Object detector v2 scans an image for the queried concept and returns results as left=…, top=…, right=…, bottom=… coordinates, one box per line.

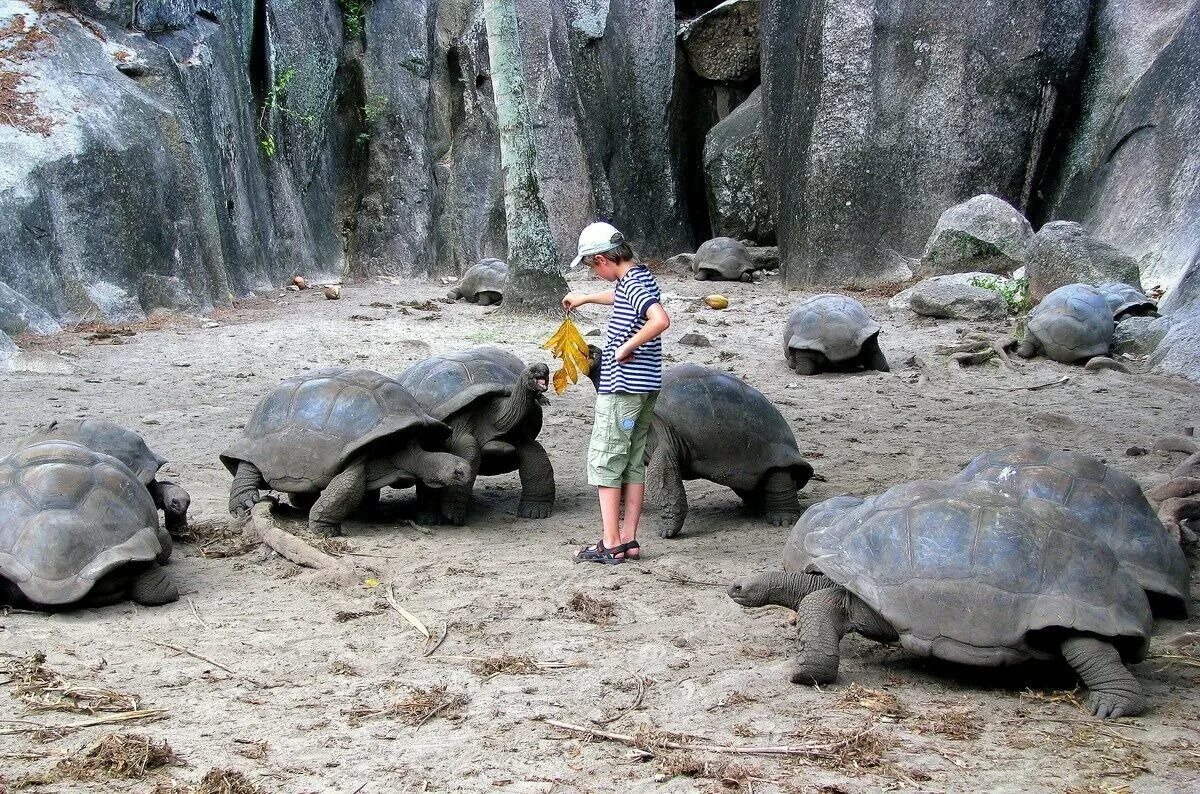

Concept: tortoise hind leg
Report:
left=647, top=441, right=687, bottom=538
left=309, top=463, right=366, bottom=537
left=789, top=350, right=821, bottom=376
left=761, top=470, right=800, bottom=526
left=1060, top=636, right=1145, bottom=718
left=130, top=565, right=179, bottom=606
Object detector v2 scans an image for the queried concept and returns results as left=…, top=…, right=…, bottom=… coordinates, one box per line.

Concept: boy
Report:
left=562, top=222, right=670, bottom=564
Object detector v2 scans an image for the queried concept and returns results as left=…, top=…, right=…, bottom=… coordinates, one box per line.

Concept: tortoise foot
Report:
left=309, top=520, right=343, bottom=538
left=517, top=500, right=553, bottom=519
left=767, top=510, right=800, bottom=527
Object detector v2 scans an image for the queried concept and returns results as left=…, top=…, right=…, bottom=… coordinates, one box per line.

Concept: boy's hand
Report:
left=614, top=341, right=636, bottom=362
left=562, top=292, right=588, bottom=311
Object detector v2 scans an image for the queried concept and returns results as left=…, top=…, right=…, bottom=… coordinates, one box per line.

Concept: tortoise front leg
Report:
left=310, top=462, right=366, bottom=537
left=860, top=337, right=890, bottom=372
left=148, top=480, right=191, bottom=532
left=415, top=482, right=443, bottom=526
left=793, top=586, right=849, bottom=685
left=515, top=439, right=554, bottom=519
left=441, top=432, right=481, bottom=526
left=647, top=441, right=687, bottom=538
left=129, top=565, right=179, bottom=606
left=229, top=461, right=264, bottom=518
left=1061, top=636, right=1146, bottom=718
left=761, top=469, right=801, bottom=527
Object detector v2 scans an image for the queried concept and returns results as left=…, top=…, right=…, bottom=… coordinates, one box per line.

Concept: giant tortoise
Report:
left=728, top=479, right=1154, bottom=718
left=399, top=347, right=551, bottom=525
left=954, top=441, right=1189, bottom=615
left=0, top=441, right=177, bottom=609
left=25, top=419, right=190, bottom=534
left=448, top=258, right=507, bottom=305
left=647, top=363, right=814, bottom=538
left=1017, top=283, right=1114, bottom=364
left=221, top=368, right=470, bottom=536
left=692, top=237, right=756, bottom=282
left=783, top=294, right=889, bottom=375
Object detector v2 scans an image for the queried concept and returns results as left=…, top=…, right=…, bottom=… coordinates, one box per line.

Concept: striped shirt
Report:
left=599, top=265, right=663, bottom=394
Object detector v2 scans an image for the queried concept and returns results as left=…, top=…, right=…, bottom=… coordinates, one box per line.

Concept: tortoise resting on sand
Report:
left=25, top=419, right=190, bottom=533
left=1095, top=281, right=1157, bottom=320
left=954, top=441, right=1189, bottom=616
left=645, top=363, right=814, bottom=538
left=692, top=237, right=756, bottom=282
left=783, top=294, right=889, bottom=375
left=728, top=480, right=1154, bottom=718
left=399, top=347, right=551, bottom=525
left=448, top=258, right=507, bottom=305
left=221, top=368, right=471, bottom=536
left=0, top=440, right=178, bottom=609
left=1017, top=283, right=1113, bottom=364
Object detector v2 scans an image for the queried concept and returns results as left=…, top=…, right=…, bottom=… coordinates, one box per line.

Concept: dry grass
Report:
left=469, top=653, right=541, bottom=677
left=18, top=733, right=183, bottom=785
left=915, top=708, right=982, bottom=741
left=151, top=769, right=265, bottom=794
left=1020, top=687, right=1084, bottom=709
left=657, top=752, right=761, bottom=785
left=328, top=660, right=360, bottom=676
left=739, top=643, right=782, bottom=660
left=566, top=591, right=615, bottom=625
left=0, top=15, right=54, bottom=137
left=2, top=652, right=140, bottom=713
left=231, top=739, right=268, bottom=761
left=343, top=684, right=467, bottom=727
left=171, top=517, right=256, bottom=559
left=787, top=723, right=892, bottom=773
left=834, top=683, right=910, bottom=720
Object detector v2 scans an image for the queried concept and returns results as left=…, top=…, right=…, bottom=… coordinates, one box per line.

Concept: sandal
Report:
left=623, top=540, right=641, bottom=561
left=573, top=540, right=631, bottom=565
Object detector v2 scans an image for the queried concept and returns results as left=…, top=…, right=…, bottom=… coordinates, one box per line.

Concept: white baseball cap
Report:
left=569, top=221, right=626, bottom=270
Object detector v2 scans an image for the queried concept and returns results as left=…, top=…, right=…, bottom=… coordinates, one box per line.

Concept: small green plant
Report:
left=363, top=94, right=388, bottom=123
left=970, top=275, right=1031, bottom=314
left=256, top=67, right=315, bottom=157
left=339, top=0, right=370, bottom=36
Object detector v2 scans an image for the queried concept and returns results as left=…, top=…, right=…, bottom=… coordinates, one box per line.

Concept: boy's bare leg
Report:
left=620, top=483, right=644, bottom=557
left=598, top=486, right=623, bottom=550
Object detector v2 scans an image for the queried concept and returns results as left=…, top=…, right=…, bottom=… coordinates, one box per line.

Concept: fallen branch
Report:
left=386, top=585, right=430, bottom=638
left=145, top=640, right=261, bottom=687
left=591, top=676, right=647, bottom=726
left=0, top=709, right=167, bottom=735
left=1153, top=436, right=1199, bottom=455
left=421, top=623, right=450, bottom=658
left=250, top=500, right=356, bottom=585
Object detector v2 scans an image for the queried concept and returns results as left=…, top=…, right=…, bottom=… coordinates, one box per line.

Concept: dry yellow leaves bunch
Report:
left=542, top=317, right=592, bottom=394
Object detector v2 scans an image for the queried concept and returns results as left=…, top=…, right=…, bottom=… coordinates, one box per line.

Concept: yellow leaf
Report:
left=363, top=577, right=380, bottom=589
left=552, top=367, right=569, bottom=394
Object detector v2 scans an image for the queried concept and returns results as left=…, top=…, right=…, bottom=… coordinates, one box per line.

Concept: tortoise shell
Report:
left=1096, top=281, right=1157, bottom=320
left=220, top=368, right=448, bottom=492
left=1027, top=284, right=1113, bottom=363
left=454, top=259, right=507, bottom=301
left=799, top=479, right=1152, bottom=666
left=0, top=441, right=163, bottom=606
left=399, top=347, right=525, bottom=423
left=784, top=294, right=881, bottom=363
left=693, top=237, right=754, bottom=280
left=24, top=419, right=167, bottom=486
left=656, top=363, right=813, bottom=491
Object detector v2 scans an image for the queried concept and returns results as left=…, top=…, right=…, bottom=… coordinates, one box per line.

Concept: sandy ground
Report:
left=1, top=267, right=1199, bottom=793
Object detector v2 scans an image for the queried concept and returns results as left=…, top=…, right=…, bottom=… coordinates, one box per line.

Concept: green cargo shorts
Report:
left=587, top=391, right=659, bottom=487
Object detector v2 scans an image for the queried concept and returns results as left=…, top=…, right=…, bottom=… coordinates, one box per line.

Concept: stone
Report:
left=889, top=272, right=1009, bottom=313
left=1084, top=356, right=1131, bottom=374
left=138, top=274, right=198, bottom=315
left=1151, top=313, right=1200, bottom=383
left=745, top=245, right=779, bottom=272
left=0, top=282, right=61, bottom=336
left=662, top=253, right=696, bottom=275
left=761, top=0, right=1092, bottom=286
left=908, top=277, right=1007, bottom=322
left=1112, top=316, right=1169, bottom=358
left=1026, top=222, right=1142, bottom=301
left=678, top=332, right=711, bottom=347
left=86, top=282, right=144, bottom=324
left=704, top=88, right=773, bottom=243
left=920, top=195, right=1034, bottom=276
left=0, top=330, right=16, bottom=360
left=679, top=0, right=760, bottom=82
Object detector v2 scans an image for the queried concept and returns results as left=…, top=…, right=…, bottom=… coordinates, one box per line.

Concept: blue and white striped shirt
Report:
left=599, top=265, right=663, bottom=394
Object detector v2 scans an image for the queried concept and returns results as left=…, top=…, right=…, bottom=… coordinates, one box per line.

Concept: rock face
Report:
left=1113, top=315, right=1169, bottom=358
left=761, top=0, right=1092, bottom=286
left=0, top=282, right=61, bottom=336
left=1152, top=254, right=1200, bottom=381
left=679, top=0, right=760, bottom=82
left=920, top=195, right=1033, bottom=277
left=1026, top=222, right=1142, bottom=300
left=703, top=88, right=772, bottom=243
left=1047, top=2, right=1199, bottom=292
left=908, top=277, right=1008, bottom=322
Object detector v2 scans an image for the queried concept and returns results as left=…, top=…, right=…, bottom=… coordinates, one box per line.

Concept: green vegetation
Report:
left=356, top=94, right=389, bottom=145
left=970, top=275, right=1031, bottom=315
left=339, top=0, right=371, bottom=37
left=257, top=67, right=315, bottom=158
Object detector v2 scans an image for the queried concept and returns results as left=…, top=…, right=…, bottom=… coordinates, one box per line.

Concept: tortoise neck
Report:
left=767, top=570, right=831, bottom=610
left=494, top=378, right=538, bottom=435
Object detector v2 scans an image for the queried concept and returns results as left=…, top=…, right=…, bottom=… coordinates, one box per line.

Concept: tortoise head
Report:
left=586, top=344, right=602, bottom=389
left=521, top=362, right=550, bottom=394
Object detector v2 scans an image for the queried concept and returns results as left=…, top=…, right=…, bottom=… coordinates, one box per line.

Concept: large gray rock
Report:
left=761, top=0, right=1092, bottom=287
left=71, top=0, right=196, bottom=31
left=679, top=0, right=760, bottom=83
left=1026, top=222, right=1142, bottom=300
left=1113, top=315, right=1169, bottom=358
left=0, top=329, right=16, bottom=360
left=1047, top=2, right=1198, bottom=293
left=0, top=282, right=61, bottom=336
left=704, top=88, right=773, bottom=243
left=889, top=272, right=1010, bottom=313
left=920, top=195, right=1033, bottom=277
left=1152, top=314, right=1200, bottom=382
left=908, top=277, right=1007, bottom=321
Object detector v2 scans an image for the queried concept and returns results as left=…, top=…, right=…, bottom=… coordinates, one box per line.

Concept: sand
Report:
left=1, top=267, right=1198, bottom=793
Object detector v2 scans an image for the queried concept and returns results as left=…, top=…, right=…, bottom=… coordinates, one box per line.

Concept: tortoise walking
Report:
left=729, top=480, right=1154, bottom=718
left=1017, top=284, right=1114, bottom=363
left=26, top=419, right=190, bottom=535
left=399, top=347, right=551, bottom=525
left=647, top=364, right=813, bottom=538
left=221, top=369, right=470, bottom=536
left=955, top=441, right=1189, bottom=615
left=783, top=295, right=889, bottom=375
left=448, top=259, right=507, bottom=305
left=0, top=441, right=177, bottom=609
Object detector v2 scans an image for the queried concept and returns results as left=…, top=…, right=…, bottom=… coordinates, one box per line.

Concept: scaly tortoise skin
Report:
left=954, top=441, right=1189, bottom=615
left=0, top=440, right=177, bottom=609
left=399, top=347, right=552, bottom=525
left=647, top=363, right=814, bottom=538
left=221, top=368, right=469, bottom=536
left=1018, top=283, right=1113, bottom=363
left=729, top=480, right=1154, bottom=719
left=783, top=294, right=889, bottom=375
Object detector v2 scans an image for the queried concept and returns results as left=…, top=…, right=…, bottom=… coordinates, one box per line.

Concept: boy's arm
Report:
left=562, top=289, right=615, bottom=310
left=614, top=303, right=670, bottom=362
